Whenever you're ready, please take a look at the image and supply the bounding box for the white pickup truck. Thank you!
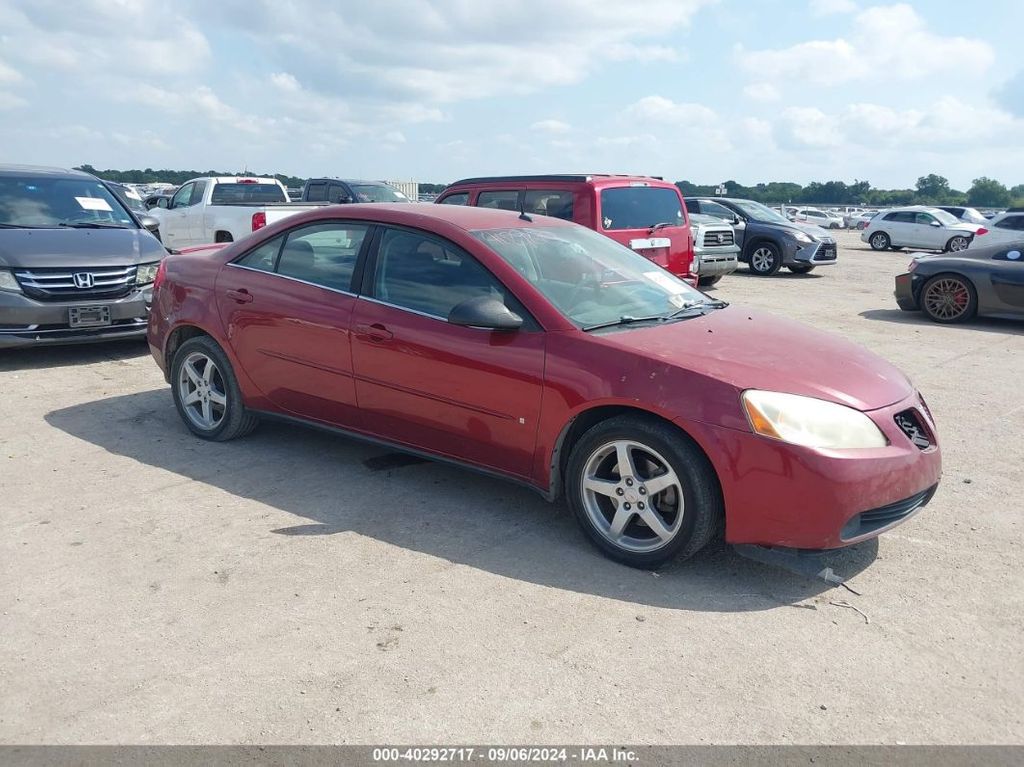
[150,176,324,249]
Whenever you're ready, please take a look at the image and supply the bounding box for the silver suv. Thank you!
[0,165,166,349]
[861,205,984,252]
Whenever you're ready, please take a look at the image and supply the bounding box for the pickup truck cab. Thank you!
[150,176,323,248]
[436,175,696,283]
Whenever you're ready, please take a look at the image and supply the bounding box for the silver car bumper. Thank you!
[694,245,740,277]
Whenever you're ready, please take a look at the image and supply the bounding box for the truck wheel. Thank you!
[748,243,782,275]
[214,232,234,243]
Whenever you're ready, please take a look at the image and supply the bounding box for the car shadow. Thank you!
[45,389,880,613]
[0,339,149,372]
[726,269,823,279]
[859,309,1024,335]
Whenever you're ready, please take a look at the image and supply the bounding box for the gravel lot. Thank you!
[1,229,1021,744]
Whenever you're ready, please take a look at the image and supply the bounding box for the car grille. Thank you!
[894,408,933,450]
[702,230,734,247]
[13,266,138,302]
[840,484,937,540]
[814,243,837,261]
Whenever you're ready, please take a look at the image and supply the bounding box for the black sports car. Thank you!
[894,240,1024,323]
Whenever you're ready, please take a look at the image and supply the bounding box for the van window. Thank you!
[478,191,520,211]
[439,193,469,206]
[304,183,327,202]
[600,187,684,230]
[523,190,574,221]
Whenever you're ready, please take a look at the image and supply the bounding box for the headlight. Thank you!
[135,261,161,286]
[792,231,814,244]
[0,269,21,293]
[741,390,888,449]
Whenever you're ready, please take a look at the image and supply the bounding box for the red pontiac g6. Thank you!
[148,204,941,568]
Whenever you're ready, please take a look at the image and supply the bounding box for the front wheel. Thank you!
[697,275,722,287]
[869,232,890,250]
[788,264,815,274]
[921,274,977,324]
[171,336,259,440]
[565,416,723,569]
[748,243,782,275]
[946,236,970,253]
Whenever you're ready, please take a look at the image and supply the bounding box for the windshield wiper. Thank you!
[648,222,674,233]
[0,223,50,229]
[582,314,668,332]
[59,222,129,229]
[665,298,729,319]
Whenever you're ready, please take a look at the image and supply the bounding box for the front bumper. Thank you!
[894,272,919,311]
[0,288,151,349]
[678,390,942,550]
[694,245,739,277]
[788,238,838,266]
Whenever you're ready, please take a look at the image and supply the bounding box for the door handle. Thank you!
[355,322,393,342]
[226,288,253,304]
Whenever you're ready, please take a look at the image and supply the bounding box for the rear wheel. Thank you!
[748,243,782,275]
[565,416,723,569]
[697,275,722,287]
[869,232,890,250]
[787,264,815,274]
[171,336,258,440]
[921,274,977,324]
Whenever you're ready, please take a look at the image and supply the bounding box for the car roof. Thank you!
[446,174,669,188]
[269,202,576,233]
[305,178,394,186]
[0,164,96,180]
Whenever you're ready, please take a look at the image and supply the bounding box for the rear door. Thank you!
[349,226,545,478]
[215,220,372,427]
[597,185,692,278]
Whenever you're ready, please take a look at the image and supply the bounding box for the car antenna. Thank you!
[518,201,532,222]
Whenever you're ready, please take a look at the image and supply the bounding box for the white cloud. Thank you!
[531,119,572,135]
[742,83,780,102]
[0,58,22,84]
[625,96,719,126]
[269,73,301,93]
[0,91,27,110]
[809,0,857,15]
[738,3,994,85]
[779,107,843,148]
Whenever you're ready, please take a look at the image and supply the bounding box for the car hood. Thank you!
[764,220,831,240]
[600,306,913,412]
[0,228,166,268]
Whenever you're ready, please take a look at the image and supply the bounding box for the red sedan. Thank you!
[148,204,941,568]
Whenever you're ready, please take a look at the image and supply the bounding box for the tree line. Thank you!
[76,165,1022,208]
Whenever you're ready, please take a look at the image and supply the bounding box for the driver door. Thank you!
[160,183,194,248]
[349,227,546,478]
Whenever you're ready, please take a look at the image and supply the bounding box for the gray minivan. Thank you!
[0,165,166,349]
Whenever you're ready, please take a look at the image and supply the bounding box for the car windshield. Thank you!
[0,176,136,228]
[961,208,988,224]
[599,187,684,230]
[210,183,287,204]
[111,186,145,213]
[929,209,959,225]
[350,184,409,203]
[473,225,710,329]
[731,199,789,224]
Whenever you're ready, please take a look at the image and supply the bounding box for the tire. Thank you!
[214,231,234,243]
[869,231,890,251]
[170,335,259,441]
[747,242,782,275]
[787,264,815,274]
[945,236,970,253]
[920,273,977,324]
[565,415,723,569]
[697,275,722,287]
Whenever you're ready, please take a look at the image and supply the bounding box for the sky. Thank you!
[0,0,1022,189]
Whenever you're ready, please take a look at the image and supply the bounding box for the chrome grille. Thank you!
[701,230,734,247]
[13,266,138,301]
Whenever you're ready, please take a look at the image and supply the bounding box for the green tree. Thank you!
[914,174,951,203]
[966,177,1011,208]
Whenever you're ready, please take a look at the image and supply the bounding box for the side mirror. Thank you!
[930,221,941,227]
[732,215,742,225]
[448,295,523,331]
[139,215,161,234]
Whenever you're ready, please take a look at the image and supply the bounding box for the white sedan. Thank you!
[969,211,1024,248]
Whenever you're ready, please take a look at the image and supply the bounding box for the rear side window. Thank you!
[439,193,469,206]
[236,235,284,272]
[478,191,520,211]
[600,187,683,230]
[277,223,370,291]
[523,190,574,221]
[210,183,287,204]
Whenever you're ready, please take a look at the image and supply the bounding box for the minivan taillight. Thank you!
[252,211,267,231]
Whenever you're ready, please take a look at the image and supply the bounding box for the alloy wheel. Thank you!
[871,233,888,249]
[177,351,228,430]
[751,247,775,272]
[923,278,971,321]
[948,236,969,252]
[580,439,684,553]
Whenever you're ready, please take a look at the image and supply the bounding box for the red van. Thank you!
[436,175,696,283]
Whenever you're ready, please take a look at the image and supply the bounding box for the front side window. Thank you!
[439,193,469,206]
[190,180,207,206]
[0,175,136,228]
[477,191,520,211]
[600,187,683,230]
[171,183,194,209]
[349,184,407,203]
[523,190,574,221]
[700,201,735,220]
[373,228,513,319]
[473,226,706,329]
[730,199,788,224]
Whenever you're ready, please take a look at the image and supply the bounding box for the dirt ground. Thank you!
[1,229,1021,744]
